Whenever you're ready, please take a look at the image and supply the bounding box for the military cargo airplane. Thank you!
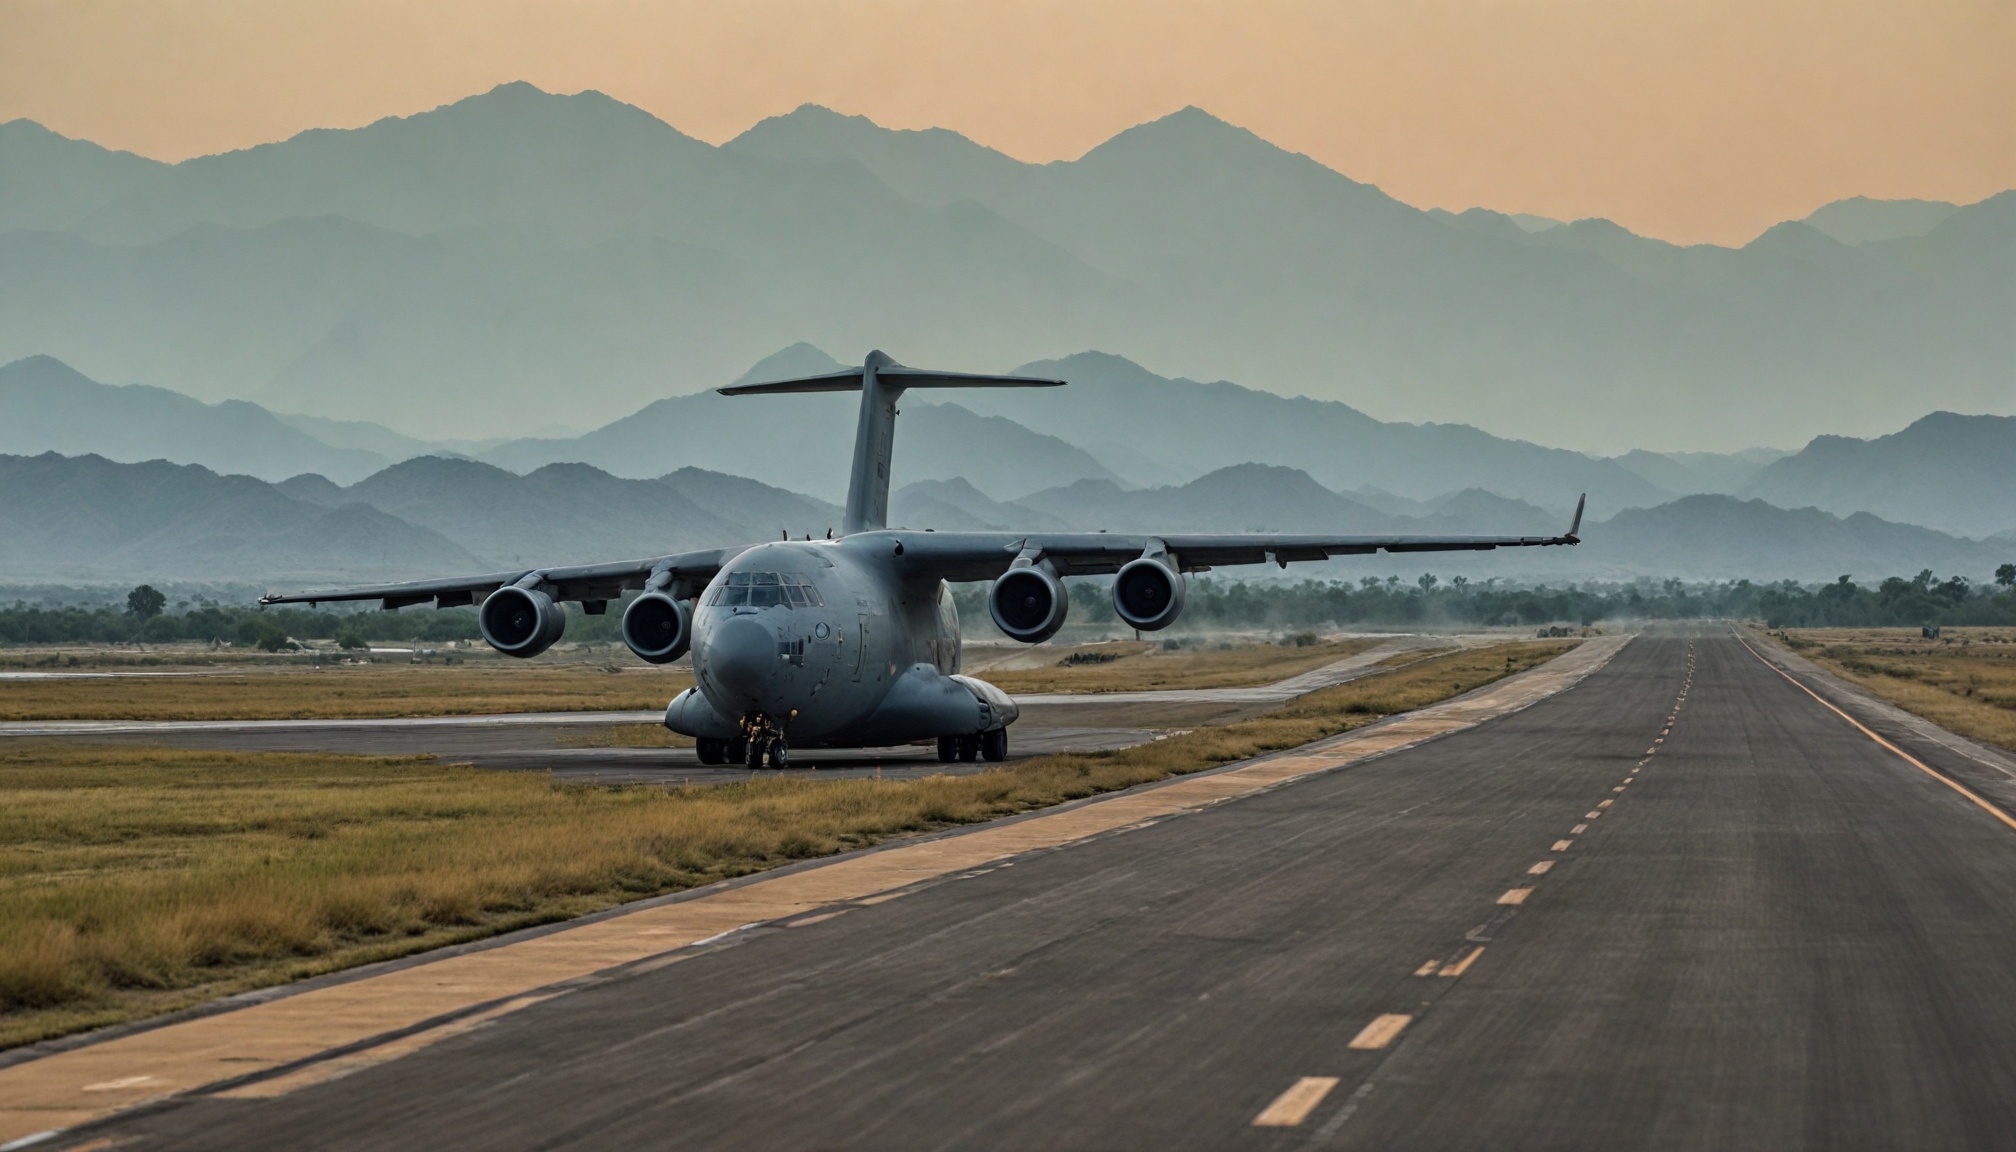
[262,351,1583,769]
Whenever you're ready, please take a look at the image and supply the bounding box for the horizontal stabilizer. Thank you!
[717,368,865,396]
[719,350,1070,534]
[875,367,1065,390]
[718,363,1064,397]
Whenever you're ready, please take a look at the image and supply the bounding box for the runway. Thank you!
[0,636,1456,783]
[22,630,2016,1149]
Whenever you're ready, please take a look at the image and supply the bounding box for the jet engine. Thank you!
[621,592,691,664]
[479,585,567,658]
[988,564,1068,644]
[1113,557,1185,631]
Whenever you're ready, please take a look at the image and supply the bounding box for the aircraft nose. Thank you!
[705,617,774,709]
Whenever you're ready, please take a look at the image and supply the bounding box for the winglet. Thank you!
[1565,493,1585,542]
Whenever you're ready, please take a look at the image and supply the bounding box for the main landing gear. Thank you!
[938,730,1009,764]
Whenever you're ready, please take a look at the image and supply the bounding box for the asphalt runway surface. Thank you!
[62,629,2016,1150]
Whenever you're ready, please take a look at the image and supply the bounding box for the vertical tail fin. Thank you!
[720,351,1065,534]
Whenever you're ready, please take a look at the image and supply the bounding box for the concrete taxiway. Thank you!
[0,636,1461,783]
[17,629,2016,1149]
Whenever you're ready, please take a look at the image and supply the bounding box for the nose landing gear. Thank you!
[739,714,790,770]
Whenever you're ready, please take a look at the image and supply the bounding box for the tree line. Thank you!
[3,568,2014,649]
[970,569,2016,632]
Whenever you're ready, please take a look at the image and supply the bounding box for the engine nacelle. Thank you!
[1113,558,1185,631]
[479,585,567,658]
[621,592,691,664]
[988,564,1068,644]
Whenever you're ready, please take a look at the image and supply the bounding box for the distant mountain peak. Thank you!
[2,353,94,382]
[1745,219,1846,257]
[483,79,549,97]
[1800,195,1959,246]
[772,103,875,127]
[361,453,516,484]
[1086,105,1260,155]
[730,343,845,388]
[1161,105,1237,128]
[427,79,671,126]
[250,78,705,163]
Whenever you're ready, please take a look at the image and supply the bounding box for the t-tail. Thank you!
[719,350,1065,534]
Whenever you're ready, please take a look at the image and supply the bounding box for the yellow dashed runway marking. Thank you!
[1347,1015,1415,1050]
[1252,1076,1340,1126]
[1438,947,1484,977]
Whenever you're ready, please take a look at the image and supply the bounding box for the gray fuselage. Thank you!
[665,535,1015,749]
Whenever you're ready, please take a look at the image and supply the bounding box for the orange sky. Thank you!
[2,0,2010,245]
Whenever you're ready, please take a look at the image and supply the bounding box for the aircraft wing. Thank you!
[886,496,1585,582]
[257,547,745,611]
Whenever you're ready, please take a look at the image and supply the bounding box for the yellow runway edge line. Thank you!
[1741,636,2016,835]
[0,636,1631,1144]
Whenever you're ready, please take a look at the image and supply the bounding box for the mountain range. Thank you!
[4,445,2008,589]
[12,348,2016,550]
[3,83,2009,453]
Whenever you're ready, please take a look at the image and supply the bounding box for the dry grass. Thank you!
[0,640,1570,1049]
[1772,627,2016,752]
[0,664,693,722]
[980,637,1387,694]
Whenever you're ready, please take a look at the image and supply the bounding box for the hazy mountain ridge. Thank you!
[968,352,1673,516]
[3,447,2006,588]
[1800,197,1960,246]
[0,453,482,583]
[4,84,2010,452]
[476,395,1123,504]
[299,456,846,567]
[1570,496,2009,583]
[0,354,395,484]
[888,471,2011,584]
[1742,412,2016,538]
[1611,447,1792,496]
[2,350,2001,546]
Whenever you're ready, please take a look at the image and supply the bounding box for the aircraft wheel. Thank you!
[937,736,959,763]
[728,737,748,764]
[981,728,1008,762]
[696,737,725,765]
[767,741,790,770]
[958,734,981,762]
[746,737,767,770]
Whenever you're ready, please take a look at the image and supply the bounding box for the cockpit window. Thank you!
[708,573,823,608]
